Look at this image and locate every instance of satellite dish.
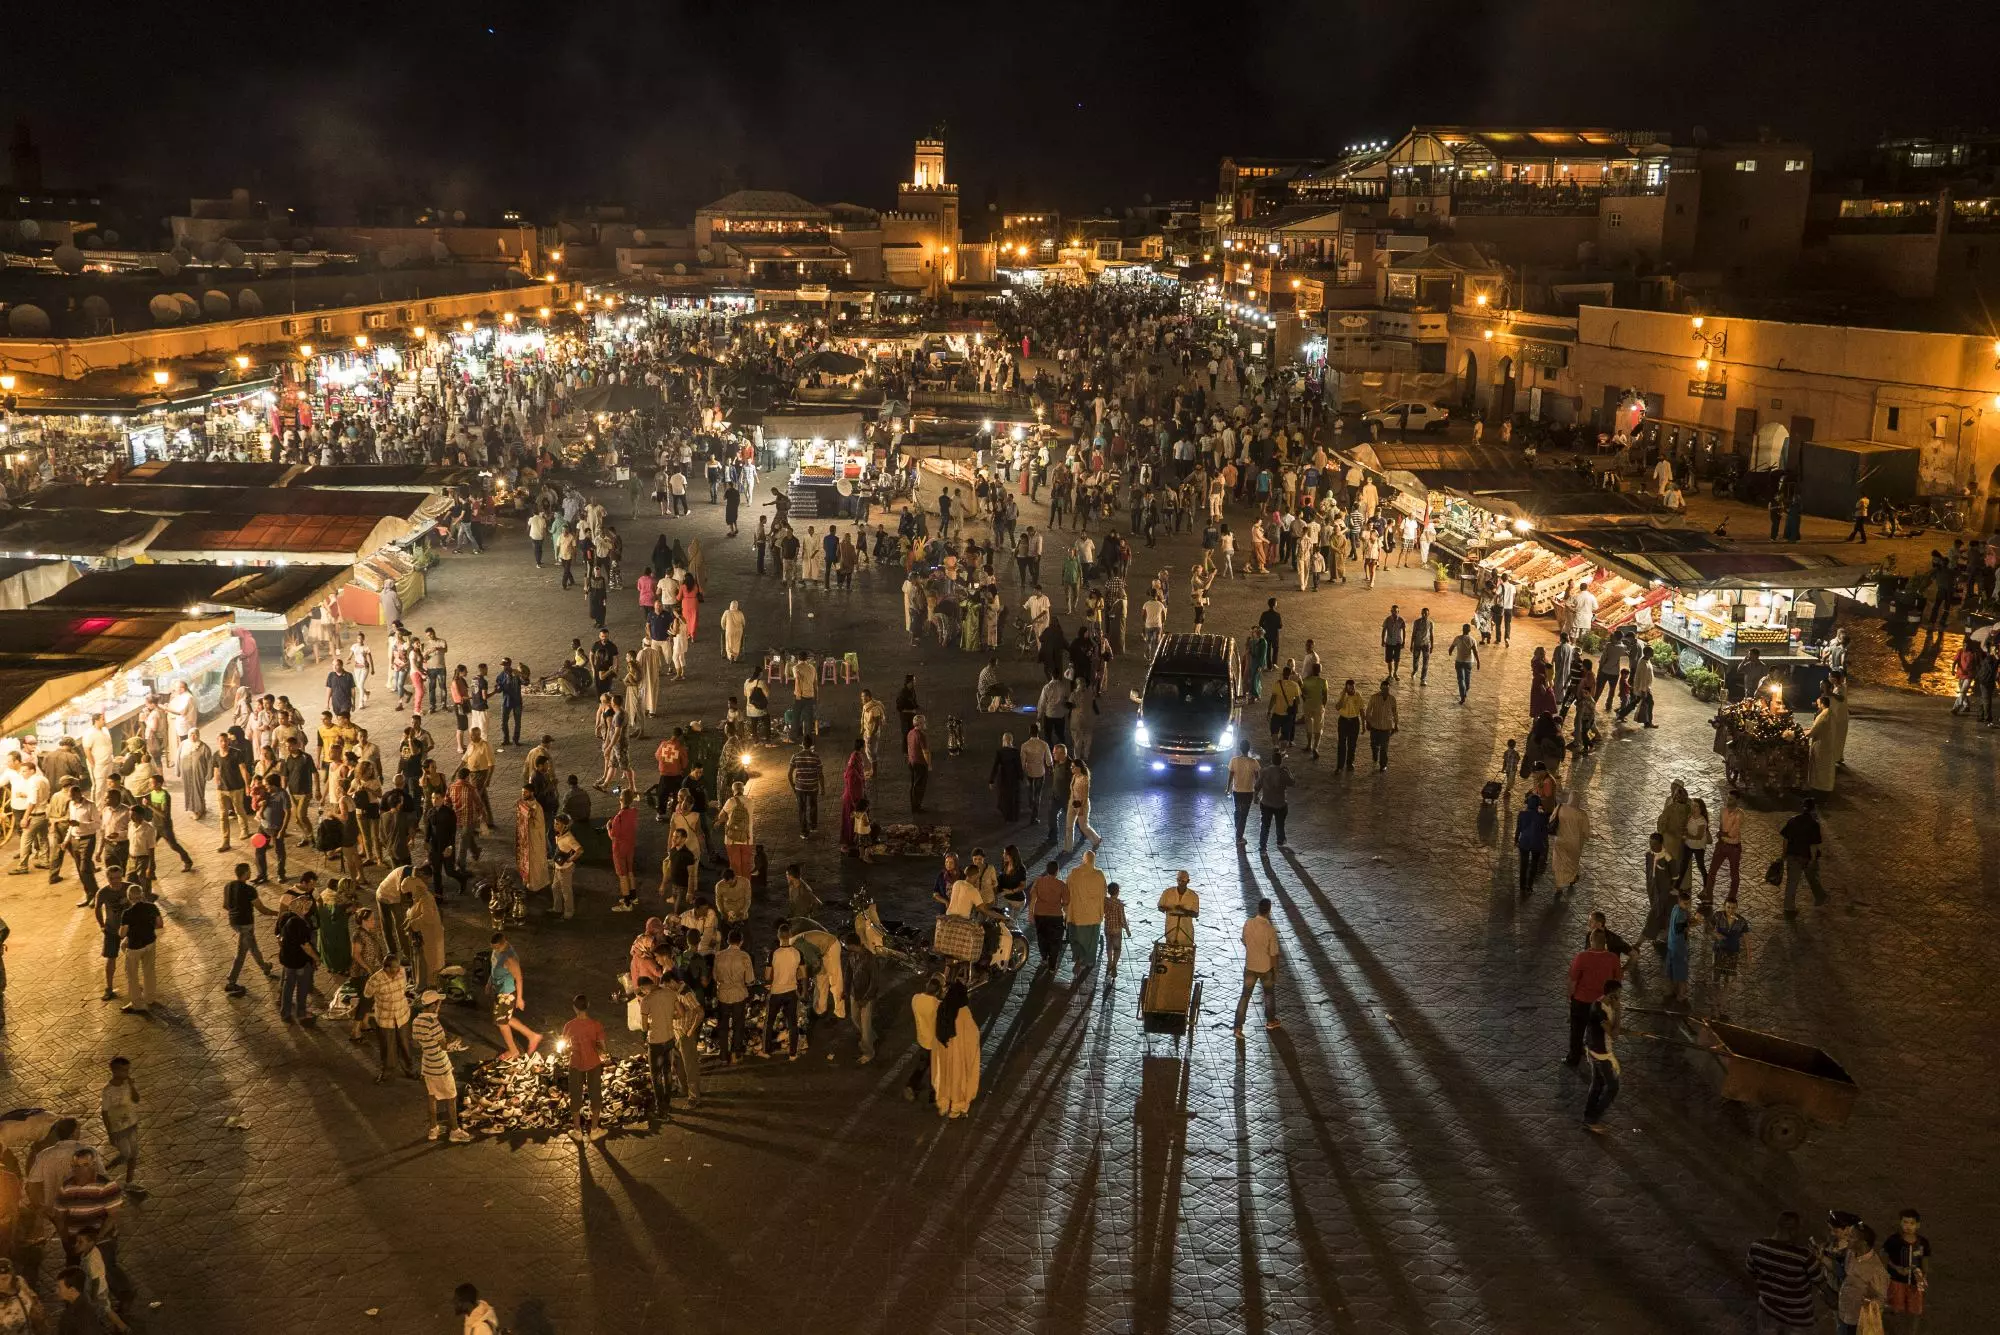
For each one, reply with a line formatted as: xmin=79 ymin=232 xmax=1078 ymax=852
xmin=219 ymin=241 xmax=246 ymax=267
xmin=81 ymin=294 xmax=112 ymax=322
xmin=102 ymin=229 xmax=120 ymax=246
xmin=237 ymin=288 xmax=264 ymax=315
xmin=452 ymin=209 xmax=465 ymax=223
xmin=156 ymin=254 xmax=182 ymax=278
xmin=673 ymin=262 xmax=686 ymax=276
xmin=198 ymin=240 xmax=223 ymax=262
xmin=202 ymin=289 xmax=232 ymax=317
xmin=6 ymin=305 xmax=51 ymax=336
xmin=170 ymin=245 xmax=193 ymax=267
xmin=632 ymin=228 xmax=649 ymax=245
xmin=17 ymin=220 xmax=40 ymax=241
xmin=149 ymin=294 xmax=183 ymax=325
xmin=697 ymin=247 xmax=713 ymax=263
xmin=172 ymin=292 xmax=200 ymax=320
xmin=271 ymin=250 xmax=293 ymax=270
xmin=82 ymin=234 xmax=104 ymax=249
xmin=431 ymin=241 xmax=451 ymax=262
xmin=292 ymin=236 xmax=312 ymax=253
xmin=52 ymin=244 xmax=85 ymax=273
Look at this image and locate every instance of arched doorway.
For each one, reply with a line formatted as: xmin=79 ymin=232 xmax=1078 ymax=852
xmin=1458 ymin=349 xmax=1479 ymax=413
xmin=1493 ymin=356 xmax=1517 ymax=422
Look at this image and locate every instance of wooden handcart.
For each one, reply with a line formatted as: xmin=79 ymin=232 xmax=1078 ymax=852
xmin=1634 ymin=1013 xmax=1859 ymax=1152
xmin=1138 ymin=940 xmax=1202 ymax=1047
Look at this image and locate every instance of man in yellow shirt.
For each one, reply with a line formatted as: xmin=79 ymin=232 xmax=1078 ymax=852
xmin=1266 ymin=664 xmax=1303 ymax=744
xmin=1333 ymin=679 xmax=1367 ymax=772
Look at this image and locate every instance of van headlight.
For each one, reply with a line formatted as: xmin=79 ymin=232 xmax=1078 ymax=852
xmin=1219 ymin=725 xmax=1236 ymax=750
xmin=1133 ymin=721 xmax=1150 ymax=747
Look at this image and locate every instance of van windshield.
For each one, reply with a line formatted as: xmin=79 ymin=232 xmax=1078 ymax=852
xmin=1145 ymin=675 xmax=1231 ymax=712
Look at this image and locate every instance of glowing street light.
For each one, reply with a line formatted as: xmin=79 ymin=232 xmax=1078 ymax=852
xmin=354 ymin=334 xmax=370 ymax=349
xmin=234 ymin=355 xmax=251 ymax=370
xmin=412 ymin=325 xmax=427 ymax=338
xmin=462 ymin=320 xmax=476 ymax=333
xmin=152 ymin=369 xmax=170 ymax=386
xmin=0 ymin=374 xmax=14 ymax=391
xmin=298 ymin=344 xmax=314 ymax=358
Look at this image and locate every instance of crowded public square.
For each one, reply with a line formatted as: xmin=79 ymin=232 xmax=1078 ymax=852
xmin=0 ymin=273 xmax=1981 ymax=1335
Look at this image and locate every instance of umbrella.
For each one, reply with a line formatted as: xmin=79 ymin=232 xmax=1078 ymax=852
xmin=568 ymin=384 xmax=660 ymax=415
xmin=673 ymin=350 xmax=720 ymax=370
xmin=803 ymin=350 xmax=865 ymax=376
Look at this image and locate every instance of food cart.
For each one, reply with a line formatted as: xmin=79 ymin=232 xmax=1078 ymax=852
xmin=1477 ymin=540 xmax=1596 ymax=614
xmin=1709 ymin=698 xmax=1808 ymax=795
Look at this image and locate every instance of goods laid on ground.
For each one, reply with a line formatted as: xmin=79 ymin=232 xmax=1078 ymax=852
xmin=1710 ymin=699 xmax=1806 ymax=794
xmin=456 ymin=1051 xmax=654 ymax=1137
xmin=863 ymin=822 xmax=954 ymax=858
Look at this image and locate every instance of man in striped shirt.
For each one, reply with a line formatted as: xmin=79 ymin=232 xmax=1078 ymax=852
xmin=54 ymin=1149 xmax=123 ymax=1258
xmin=786 ymin=739 xmax=823 ymax=839
xmin=412 ymin=990 xmax=471 ymax=1143
xmin=1745 ymin=1211 xmax=1818 ymax=1331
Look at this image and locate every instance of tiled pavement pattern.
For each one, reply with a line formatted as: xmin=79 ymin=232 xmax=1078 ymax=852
xmin=2 ymin=477 xmax=1994 ymax=1335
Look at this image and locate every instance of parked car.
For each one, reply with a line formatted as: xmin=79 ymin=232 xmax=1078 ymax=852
xmin=1362 ymin=401 xmax=1451 ymax=433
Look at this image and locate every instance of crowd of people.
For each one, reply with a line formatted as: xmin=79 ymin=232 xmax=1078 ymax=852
xmin=0 ymin=277 xmax=1929 ymax=1332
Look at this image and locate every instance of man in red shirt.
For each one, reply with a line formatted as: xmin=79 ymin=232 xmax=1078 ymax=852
xmin=1565 ymin=928 xmax=1622 ymax=1067
xmin=654 ymin=730 xmax=689 ymax=822
xmin=562 ymin=993 xmax=610 ymax=1141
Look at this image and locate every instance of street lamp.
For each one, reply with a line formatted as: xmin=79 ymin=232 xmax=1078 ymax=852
xmin=234 ymin=355 xmax=251 ymax=370
xmin=462 ymin=320 xmax=476 ymax=333
xmin=354 ymin=334 xmax=370 ymax=349
xmin=412 ymin=325 xmax=427 ymax=338
xmin=0 ymin=374 xmax=14 ymax=392
xmin=151 ymin=369 xmax=170 ymax=386
xmin=298 ymin=344 xmax=314 ymax=358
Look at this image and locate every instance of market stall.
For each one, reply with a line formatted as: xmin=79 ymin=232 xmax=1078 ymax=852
xmin=0 ymin=610 xmax=239 ymax=745
xmin=1593 ymin=551 xmax=1869 ymax=708
xmin=138 ymin=512 xmax=412 ymax=567
xmin=38 ymin=565 xmax=353 ymax=661
xmin=763 ymin=410 xmax=869 ymax=520
xmin=0 ymin=509 xmax=168 ymax=563
xmin=0 ymin=558 xmax=79 ymax=611
xmin=1476 ymin=540 xmax=1598 ymax=614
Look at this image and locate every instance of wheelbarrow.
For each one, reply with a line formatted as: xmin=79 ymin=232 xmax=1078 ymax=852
xmin=1629 ymin=1011 xmax=1859 ymax=1152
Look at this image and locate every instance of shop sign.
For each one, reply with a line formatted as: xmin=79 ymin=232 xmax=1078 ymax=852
xmin=1687 ymin=378 xmax=1727 ymax=400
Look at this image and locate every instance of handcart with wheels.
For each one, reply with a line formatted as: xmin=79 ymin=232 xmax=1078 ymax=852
xmin=1631 ymin=1012 xmax=1859 ymax=1152
xmin=1138 ymin=940 xmax=1202 ymax=1046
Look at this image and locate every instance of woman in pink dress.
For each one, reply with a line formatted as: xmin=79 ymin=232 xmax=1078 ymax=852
xmin=679 ymin=572 xmax=700 ymax=641
xmin=838 ymin=738 xmax=869 ymax=854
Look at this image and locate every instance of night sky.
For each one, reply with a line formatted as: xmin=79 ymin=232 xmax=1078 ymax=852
xmin=7 ymin=0 xmax=1996 ymax=219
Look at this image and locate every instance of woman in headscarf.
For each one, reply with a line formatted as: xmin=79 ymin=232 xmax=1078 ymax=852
xmin=178 ymin=731 xmax=214 ymax=820
xmin=1528 ymin=647 xmax=1558 ymax=718
xmin=718 ymin=780 xmax=755 ymax=878
xmin=838 ymin=738 xmax=869 ymax=854
xmin=959 ymin=594 xmax=981 ymax=652
xmin=650 ymin=533 xmax=671 ymax=579
xmin=1548 ymin=789 xmax=1591 ymax=893
xmin=988 ymin=732 xmax=1023 ymax=823
xmin=622 ymin=652 xmax=647 ymax=740
xmin=932 ymin=980 xmax=982 ymax=1119
xmin=1806 ymin=689 xmax=1839 ymax=793
xmin=403 ymin=867 xmax=448 ymax=988
xmin=720 ymin=600 xmax=747 ymax=663
xmin=1522 ymin=712 xmax=1565 ymax=778
xmin=515 ymin=785 xmax=550 ymax=894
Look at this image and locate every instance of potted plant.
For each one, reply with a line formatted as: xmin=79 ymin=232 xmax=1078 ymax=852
xmin=1432 ymin=560 xmax=1450 ymax=593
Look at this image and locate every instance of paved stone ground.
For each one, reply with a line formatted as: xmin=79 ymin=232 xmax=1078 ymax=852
xmin=1 ymin=471 xmax=1993 ymax=1335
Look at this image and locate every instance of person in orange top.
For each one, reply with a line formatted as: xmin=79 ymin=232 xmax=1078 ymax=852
xmin=653 ymin=729 xmax=689 ymax=821
xmin=562 ymin=993 xmax=610 ymax=1142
